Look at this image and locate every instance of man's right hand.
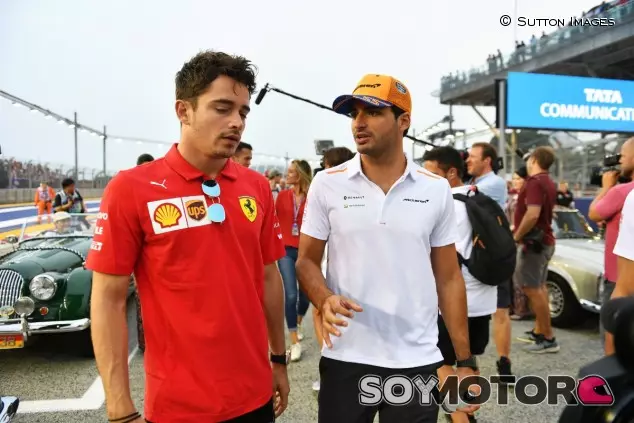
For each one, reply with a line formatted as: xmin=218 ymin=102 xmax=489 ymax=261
xmin=602 ymin=170 xmax=620 ymax=188
xmin=320 ymin=295 xmax=363 ymax=348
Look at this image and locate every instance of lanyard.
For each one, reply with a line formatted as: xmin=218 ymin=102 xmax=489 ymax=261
xmin=292 ymin=192 xmax=303 ymax=223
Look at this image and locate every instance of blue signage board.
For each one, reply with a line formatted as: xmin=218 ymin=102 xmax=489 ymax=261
xmin=506 ymin=72 xmax=634 ymax=133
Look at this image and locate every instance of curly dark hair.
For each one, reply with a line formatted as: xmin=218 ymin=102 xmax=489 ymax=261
xmin=175 ymin=50 xmax=258 ymax=108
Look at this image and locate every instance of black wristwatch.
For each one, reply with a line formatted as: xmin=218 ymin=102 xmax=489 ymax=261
xmin=456 ymin=356 xmax=478 ymax=370
xmin=270 ymin=352 xmax=289 ymax=365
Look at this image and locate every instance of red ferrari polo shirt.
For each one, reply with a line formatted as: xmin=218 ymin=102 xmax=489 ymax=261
xmin=86 ymin=144 xmax=285 ymax=422
xmin=274 ymin=189 xmax=306 ymax=249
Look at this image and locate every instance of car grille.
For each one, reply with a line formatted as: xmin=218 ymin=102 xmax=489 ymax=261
xmin=0 ymin=269 xmax=24 ymax=316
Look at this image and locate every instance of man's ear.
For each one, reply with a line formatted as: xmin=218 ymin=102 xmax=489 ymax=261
xmin=175 ymin=100 xmax=191 ymax=126
xmin=398 ymin=112 xmax=411 ymax=134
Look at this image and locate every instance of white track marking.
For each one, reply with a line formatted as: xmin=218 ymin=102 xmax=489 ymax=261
xmin=17 ymin=346 xmax=139 ymax=413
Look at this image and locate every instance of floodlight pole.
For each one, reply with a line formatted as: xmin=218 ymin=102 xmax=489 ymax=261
xmin=74 ymin=112 xmax=78 ymax=181
xmin=497 ymin=79 xmax=507 ymax=179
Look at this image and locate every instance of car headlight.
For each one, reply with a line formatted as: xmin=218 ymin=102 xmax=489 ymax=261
xmin=597 ymin=272 xmax=605 ymax=302
xmin=13 ymin=297 xmax=35 ymax=316
xmin=29 ymin=274 xmax=57 ymax=301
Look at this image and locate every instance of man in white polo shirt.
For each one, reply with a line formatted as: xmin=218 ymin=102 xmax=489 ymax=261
xmin=605 ymin=188 xmax=634 ymax=353
xmin=296 ymin=74 xmax=478 ymax=423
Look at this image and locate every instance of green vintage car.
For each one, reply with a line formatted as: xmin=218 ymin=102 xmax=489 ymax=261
xmin=0 ymin=213 xmax=137 ymax=357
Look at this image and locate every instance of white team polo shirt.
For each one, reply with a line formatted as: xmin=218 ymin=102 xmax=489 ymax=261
xmin=301 ymin=153 xmax=458 ymax=369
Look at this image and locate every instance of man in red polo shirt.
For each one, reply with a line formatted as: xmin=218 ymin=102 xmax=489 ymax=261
xmin=87 ymin=50 xmax=288 ymax=423
xmin=513 ymin=146 xmax=559 ymax=354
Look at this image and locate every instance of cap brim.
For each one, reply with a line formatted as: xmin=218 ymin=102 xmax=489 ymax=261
xmin=332 ymin=95 xmax=393 ymax=115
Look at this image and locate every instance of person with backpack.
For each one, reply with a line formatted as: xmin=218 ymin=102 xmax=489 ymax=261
xmin=424 ymin=146 xmax=515 ymax=423
xmin=465 ymin=142 xmax=515 ymax=384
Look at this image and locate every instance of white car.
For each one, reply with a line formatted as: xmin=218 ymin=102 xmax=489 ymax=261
xmin=546 ymin=207 xmax=604 ymax=328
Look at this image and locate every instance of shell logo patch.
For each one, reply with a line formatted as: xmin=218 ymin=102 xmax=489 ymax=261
xmin=147 ymin=198 xmax=189 ymax=234
xmin=154 ymin=203 xmax=182 ymax=228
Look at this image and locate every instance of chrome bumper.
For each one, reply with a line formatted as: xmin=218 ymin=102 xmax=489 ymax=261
xmin=0 ymin=317 xmax=90 ymax=342
xmin=580 ymin=299 xmax=602 ymax=313
xmin=0 ymin=396 xmax=19 ymax=423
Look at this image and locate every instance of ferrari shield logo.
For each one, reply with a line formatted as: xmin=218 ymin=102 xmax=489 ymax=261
xmin=239 ymin=196 xmax=257 ymax=222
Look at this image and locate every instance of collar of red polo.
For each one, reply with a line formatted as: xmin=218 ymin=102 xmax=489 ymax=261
xmin=165 ymin=143 xmax=238 ymax=181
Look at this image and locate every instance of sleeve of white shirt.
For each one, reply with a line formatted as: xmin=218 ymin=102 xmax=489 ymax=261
xmin=431 ymin=180 xmax=458 ymax=247
xmin=614 ymin=189 xmax=634 ymax=261
xmin=300 ymin=173 xmax=330 ymax=241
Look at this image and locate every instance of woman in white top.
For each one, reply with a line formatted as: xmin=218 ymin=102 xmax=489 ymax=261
xmin=310 ymin=146 xmax=355 ymax=392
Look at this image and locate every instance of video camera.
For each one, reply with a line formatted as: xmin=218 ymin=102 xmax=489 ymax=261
xmin=589 ymin=154 xmax=632 ymax=187
xmin=312 ymin=140 xmax=334 ymax=176
xmin=558 ymin=296 xmax=634 ymax=422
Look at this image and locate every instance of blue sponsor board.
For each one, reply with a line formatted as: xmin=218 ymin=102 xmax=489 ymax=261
xmin=506 ymin=72 xmax=634 ymax=133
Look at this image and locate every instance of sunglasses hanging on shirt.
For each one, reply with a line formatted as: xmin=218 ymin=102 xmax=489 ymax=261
xmin=201 ymin=179 xmax=226 ymax=223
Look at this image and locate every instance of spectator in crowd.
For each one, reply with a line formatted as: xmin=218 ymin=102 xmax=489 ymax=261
xmin=1 ymin=158 xmax=64 ymax=189
xmin=556 ymin=181 xmax=575 ymax=208
xmin=136 ymin=154 xmax=154 ymax=166
xmin=310 ymin=146 xmax=355 ymax=392
xmin=232 ymin=142 xmax=253 ymax=168
xmin=322 ymin=147 xmax=355 ymax=170
xmin=507 ymin=166 xmax=527 ymax=228
xmin=466 ymin=142 xmax=514 ymax=381
xmin=54 ymin=177 xmax=90 ymax=230
xmin=53 ymin=178 xmax=86 ymax=215
xmin=423 ymin=146 xmax=498 ymax=423
xmin=514 ymin=146 xmax=559 ymax=353
xmin=275 ymin=159 xmax=313 ymax=362
xmin=34 ymin=181 xmax=56 ymax=224
xmin=588 ymin=137 xmax=634 ymax=354
xmin=268 ymin=169 xmax=282 ymax=200
xmin=279 ymin=177 xmax=287 ymax=191
xmin=507 ymin=167 xmax=533 ymax=321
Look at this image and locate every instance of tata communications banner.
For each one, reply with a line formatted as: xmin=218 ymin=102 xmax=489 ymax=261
xmin=506 ymin=72 xmax=634 ymax=133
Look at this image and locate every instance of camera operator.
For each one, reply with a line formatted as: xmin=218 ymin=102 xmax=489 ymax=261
xmin=465 ymin=143 xmax=515 ymax=382
xmin=604 ymin=186 xmax=634 ymax=355
xmin=588 ymin=137 xmax=634 ymax=353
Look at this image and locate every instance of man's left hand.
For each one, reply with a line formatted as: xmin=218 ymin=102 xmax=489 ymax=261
xmin=455 ymin=367 xmax=481 ymax=414
xmin=272 ymin=363 xmax=289 ymax=417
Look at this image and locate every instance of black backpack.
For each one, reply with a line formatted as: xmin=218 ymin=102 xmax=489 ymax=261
xmin=453 ymin=187 xmax=517 ymax=286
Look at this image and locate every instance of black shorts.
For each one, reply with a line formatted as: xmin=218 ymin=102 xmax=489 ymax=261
xmin=437 ymin=314 xmax=491 ymax=366
xmin=146 ymin=398 xmax=273 ymax=423
xmin=497 ymin=279 xmax=511 ymax=309
xmin=318 ymin=356 xmax=442 ymax=423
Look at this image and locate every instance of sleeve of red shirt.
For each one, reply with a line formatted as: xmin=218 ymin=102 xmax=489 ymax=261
xmin=524 ymin=178 xmax=545 ymax=206
xmin=594 ymin=185 xmax=627 ymax=221
xmin=85 ymin=172 xmax=143 ymax=276
xmin=260 ymin=180 xmax=285 ymax=265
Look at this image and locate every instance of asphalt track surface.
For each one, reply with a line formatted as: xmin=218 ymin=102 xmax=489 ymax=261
xmin=3 ymin=299 xmax=604 ymax=423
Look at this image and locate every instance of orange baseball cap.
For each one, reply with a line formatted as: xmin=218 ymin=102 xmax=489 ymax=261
xmin=332 ymin=74 xmax=412 ymax=115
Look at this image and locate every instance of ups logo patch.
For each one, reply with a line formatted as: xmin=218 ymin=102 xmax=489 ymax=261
xmin=185 ymin=199 xmax=207 ymax=221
